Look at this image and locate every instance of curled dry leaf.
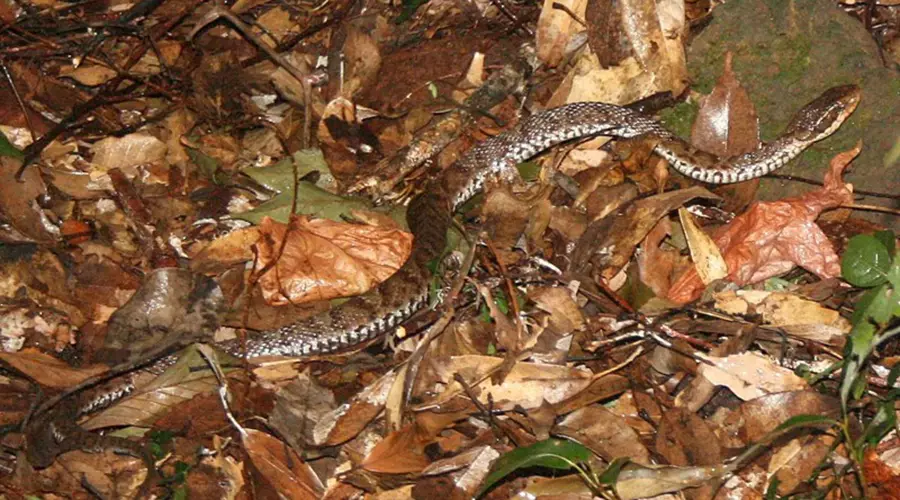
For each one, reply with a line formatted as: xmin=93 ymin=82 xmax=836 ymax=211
xmin=679 ymin=207 xmax=727 ymax=285
xmin=256 ymin=215 xmax=412 ymax=306
xmin=668 ymin=143 xmax=861 ymax=304
xmin=714 ymin=290 xmax=851 ymax=343
xmin=83 ymin=348 xmax=240 ymax=430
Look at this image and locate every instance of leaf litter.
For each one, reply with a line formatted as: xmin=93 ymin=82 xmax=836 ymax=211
xmin=0 ymin=0 xmax=898 ymax=498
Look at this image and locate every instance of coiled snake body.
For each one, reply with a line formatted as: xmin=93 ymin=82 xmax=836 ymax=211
xmin=76 ymin=85 xmax=862 ymax=414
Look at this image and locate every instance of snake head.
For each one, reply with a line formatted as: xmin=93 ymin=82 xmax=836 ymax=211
xmin=785 ymin=85 xmax=861 ymax=142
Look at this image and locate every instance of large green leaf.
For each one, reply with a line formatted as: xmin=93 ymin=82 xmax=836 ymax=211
xmin=842 ymin=234 xmax=891 ymax=287
xmin=478 ymin=439 xmax=592 ymax=497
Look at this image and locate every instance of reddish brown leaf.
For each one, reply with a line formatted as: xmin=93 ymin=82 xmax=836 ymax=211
xmin=0 ymin=349 xmax=108 ymax=388
xmin=243 ymin=429 xmax=323 ymax=499
xmin=668 ymin=143 xmax=860 ymax=304
xmin=361 ymin=424 xmax=432 ymax=473
xmin=256 ymin=215 xmax=412 ymax=306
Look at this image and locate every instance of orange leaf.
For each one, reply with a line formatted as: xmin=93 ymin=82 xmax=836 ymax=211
xmin=255 ymin=215 xmax=412 ymax=306
xmin=361 ymin=424 xmax=432 ymax=473
xmin=668 ymin=143 xmax=861 ymax=304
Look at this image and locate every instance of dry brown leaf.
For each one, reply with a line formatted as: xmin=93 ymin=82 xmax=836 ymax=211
xmin=243 ymin=429 xmax=323 ymax=499
xmin=667 ymin=143 xmax=860 ymax=304
xmin=361 ymin=424 xmax=432 ymax=473
xmin=342 ymin=26 xmax=382 ymax=98
xmin=313 ymin=369 xmax=396 ymax=446
xmin=549 ymin=0 xmax=687 ymax=106
xmin=655 ymin=407 xmax=723 ymax=466
xmin=90 ymin=133 xmax=167 ymax=176
xmin=0 ymin=157 xmax=54 ymax=243
xmin=256 ymin=215 xmax=412 ymax=306
xmin=0 ymin=349 xmax=109 ymax=388
xmin=528 ymin=286 xmax=585 ymax=334
xmin=636 ymin=218 xmax=677 ymax=298
xmin=83 ymin=349 xmax=238 ymax=430
xmin=698 ymin=352 xmax=808 ymax=401
xmin=739 ymin=391 xmax=840 ymax=442
xmin=573 ymin=185 xmax=719 ymax=279
xmin=678 ymin=207 xmax=727 ymax=285
xmin=713 ymin=290 xmax=851 ymax=344
xmin=268 ymin=371 xmax=338 ymax=451
xmin=536 ymin=0 xmax=588 ymax=67
xmin=695 ymin=52 xmax=761 ymax=212
xmin=190 ymin=227 xmax=261 ymax=271
xmin=59 ymin=64 xmax=118 ymax=86
xmin=420 ymin=356 xmax=593 ymax=411
xmin=555 ymin=406 xmax=651 ymax=465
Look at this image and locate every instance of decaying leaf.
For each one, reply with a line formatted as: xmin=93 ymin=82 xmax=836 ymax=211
xmin=255 ymin=215 xmax=413 ymax=306
xmin=668 ymin=143 xmax=861 ymax=303
xmin=242 ymin=429 xmax=324 ymax=499
xmin=697 ymin=352 xmax=808 ymax=400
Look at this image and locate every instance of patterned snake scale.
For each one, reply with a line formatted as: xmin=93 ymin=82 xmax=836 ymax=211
xmin=79 ymin=85 xmax=860 ymax=414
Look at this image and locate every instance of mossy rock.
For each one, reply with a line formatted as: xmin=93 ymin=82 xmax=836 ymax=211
xmin=686 ymin=0 xmax=899 ymax=226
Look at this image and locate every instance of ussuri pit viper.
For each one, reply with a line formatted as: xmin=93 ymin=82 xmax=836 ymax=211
xmin=81 ymin=84 xmax=861 ymax=412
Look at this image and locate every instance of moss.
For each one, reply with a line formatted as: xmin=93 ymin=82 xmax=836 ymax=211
xmin=660 ymin=101 xmax=699 ymax=139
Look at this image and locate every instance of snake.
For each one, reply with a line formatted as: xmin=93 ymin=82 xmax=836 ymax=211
xmin=28 ymin=85 xmax=860 ymax=462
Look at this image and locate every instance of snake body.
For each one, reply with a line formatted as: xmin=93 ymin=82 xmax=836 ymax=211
xmin=75 ymin=85 xmax=859 ymax=415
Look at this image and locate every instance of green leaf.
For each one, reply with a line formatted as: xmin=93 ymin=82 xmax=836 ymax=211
xmin=874 ymin=230 xmax=896 ymax=257
xmin=187 ymin=147 xmax=224 ymax=184
xmin=772 ymin=414 xmax=838 ymax=432
xmin=242 ymin=149 xmax=331 ymax=193
xmin=842 ymin=235 xmax=891 ymax=287
xmin=597 ymin=457 xmax=630 ymax=485
xmin=764 ymin=477 xmax=781 ymax=500
xmin=858 ymin=401 xmax=896 ymax=449
xmin=516 ymin=161 xmax=541 ymax=182
xmin=233 ymin=181 xmax=375 ymax=224
xmin=851 ymin=284 xmax=893 ymax=326
xmin=887 ymin=363 xmax=900 ymax=388
xmin=840 ymin=321 xmax=877 ymax=409
xmin=478 ymin=439 xmax=592 ymax=496
xmin=0 ymin=131 xmax=24 ymax=159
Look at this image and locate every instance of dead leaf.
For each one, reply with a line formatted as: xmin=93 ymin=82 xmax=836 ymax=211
xmin=0 ymin=157 xmax=54 ymax=243
xmin=536 ymin=0 xmax=588 ymax=67
xmin=692 ymin=53 xmax=761 ymax=204
xmin=555 ymin=406 xmax=651 ymax=464
xmin=668 ymin=143 xmax=861 ymax=304
xmin=678 ymin=207 xmax=727 ymax=285
xmin=361 ymin=424 xmax=432 ymax=473
xmin=83 ymin=348 xmax=240 ymax=430
xmin=698 ymin=352 xmax=808 ymax=400
xmin=313 ymin=369 xmax=396 ymax=446
xmin=256 ymin=215 xmax=413 ymax=306
xmin=59 ymin=64 xmax=118 ymax=86
xmin=342 ymin=26 xmax=382 ymax=98
xmin=243 ymin=428 xmax=324 ymax=499
xmin=91 ymin=133 xmax=167 ymax=176
xmin=0 ymin=349 xmax=108 ymax=388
